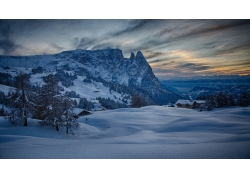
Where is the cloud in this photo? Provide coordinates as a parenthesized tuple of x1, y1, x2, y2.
(139, 20, 250, 58)
(151, 60, 211, 78)
(220, 59, 250, 68)
(149, 57, 178, 64)
(50, 42, 63, 51)
(152, 65, 214, 79)
(177, 63, 210, 71)
(149, 59, 166, 64)
(216, 42, 250, 55)
(149, 20, 250, 51)
(0, 39, 19, 55)
(144, 51, 164, 59)
(168, 20, 250, 41)
(155, 23, 190, 38)
(108, 19, 153, 38)
(72, 37, 99, 49)
(152, 67, 199, 78)
(155, 27, 177, 37)
(204, 41, 217, 46)
(91, 42, 120, 50)
(0, 20, 19, 55)
(161, 61, 175, 66)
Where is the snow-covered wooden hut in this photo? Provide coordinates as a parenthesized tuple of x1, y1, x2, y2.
(72, 108, 92, 118)
(175, 99, 206, 109)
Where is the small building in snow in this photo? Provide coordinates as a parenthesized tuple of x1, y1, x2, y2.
(175, 99, 193, 108)
(193, 100, 206, 109)
(72, 108, 92, 118)
(175, 99, 206, 109)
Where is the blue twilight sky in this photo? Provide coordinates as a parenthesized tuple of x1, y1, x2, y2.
(0, 19, 250, 79)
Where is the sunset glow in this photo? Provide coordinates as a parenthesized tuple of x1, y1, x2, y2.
(1, 19, 249, 79)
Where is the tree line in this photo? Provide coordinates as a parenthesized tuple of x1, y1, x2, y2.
(197, 92, 250, 110)
(0, 73, 78, 133)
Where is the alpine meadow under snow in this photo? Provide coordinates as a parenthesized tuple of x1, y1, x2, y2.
(0, 48, 250, 159)
(0, 106, 250, 158)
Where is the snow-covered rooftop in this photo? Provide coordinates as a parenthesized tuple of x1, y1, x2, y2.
(175, 99, 206, 105)
(175, 99, 193, 105)
(72, 108, 85, 115)
(195, 100, 206, 104)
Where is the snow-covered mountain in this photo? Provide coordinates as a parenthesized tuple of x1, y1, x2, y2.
(0, 48, 181, 105)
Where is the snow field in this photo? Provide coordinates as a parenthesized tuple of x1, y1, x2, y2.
(0, 106, 250, 158)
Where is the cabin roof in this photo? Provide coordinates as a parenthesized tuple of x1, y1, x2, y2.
(175, 99, 193, 105)
(194, 100, 206, 104)
(73, 108, 92, 115)
(72, 108, 84, 115)
(175, 99, 206, 105)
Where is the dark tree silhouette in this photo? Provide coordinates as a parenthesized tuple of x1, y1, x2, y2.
(8, 73, 36, 126)
(131, 93, 149, 108)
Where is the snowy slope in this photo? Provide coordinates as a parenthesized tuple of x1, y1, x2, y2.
(0, 84, 15, 95)
(0, 66, 130, 106)
(61, 75, 127, 103)
(0, 106, 250, 158)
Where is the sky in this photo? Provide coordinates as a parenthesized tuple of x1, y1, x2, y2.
(0, 19, 250, 79)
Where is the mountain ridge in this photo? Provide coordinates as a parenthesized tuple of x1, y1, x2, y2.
(0, 48, 182, 105)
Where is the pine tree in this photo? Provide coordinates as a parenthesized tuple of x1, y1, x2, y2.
(0, 105, 6, 116)
(205, 94, 216, 111)
(8, 73, 36, 126)
(131, 93, 149, 108)
(78, 98, 94, 110)
(215, 92, 223, 108)
(237, 92, 250, 107)
(226, 93, 235, 106)
(38, 74, 63, 130)
(0, 92, 6, 104)
(37, 74, 79, 132)
(61, 96, 78, 133)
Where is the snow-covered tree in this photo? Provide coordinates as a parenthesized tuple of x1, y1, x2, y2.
(38, 74, 79, 132)
(225, 93, 235, 106)
(78, 97, 94, 110)
(8, 73, 36, 126)
(96, 97, 127, 109)
(65, 91, 80, 98)
(131, 93, 149, 108)
(38, 74, 62, 130)
(215, 92, 223, 108)
(61, 96, 78, 133)
(0, 92, 6, 104)
(55, 69, 77, 87)
(0, 105, 7, 116)
(205, 94, 216, 110)
(200, 92, 236, 111)
(237, 92, 250, 107)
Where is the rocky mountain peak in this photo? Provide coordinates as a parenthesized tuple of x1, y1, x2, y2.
(130, 52, 135, 60)
(135, 51, 144, 58)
